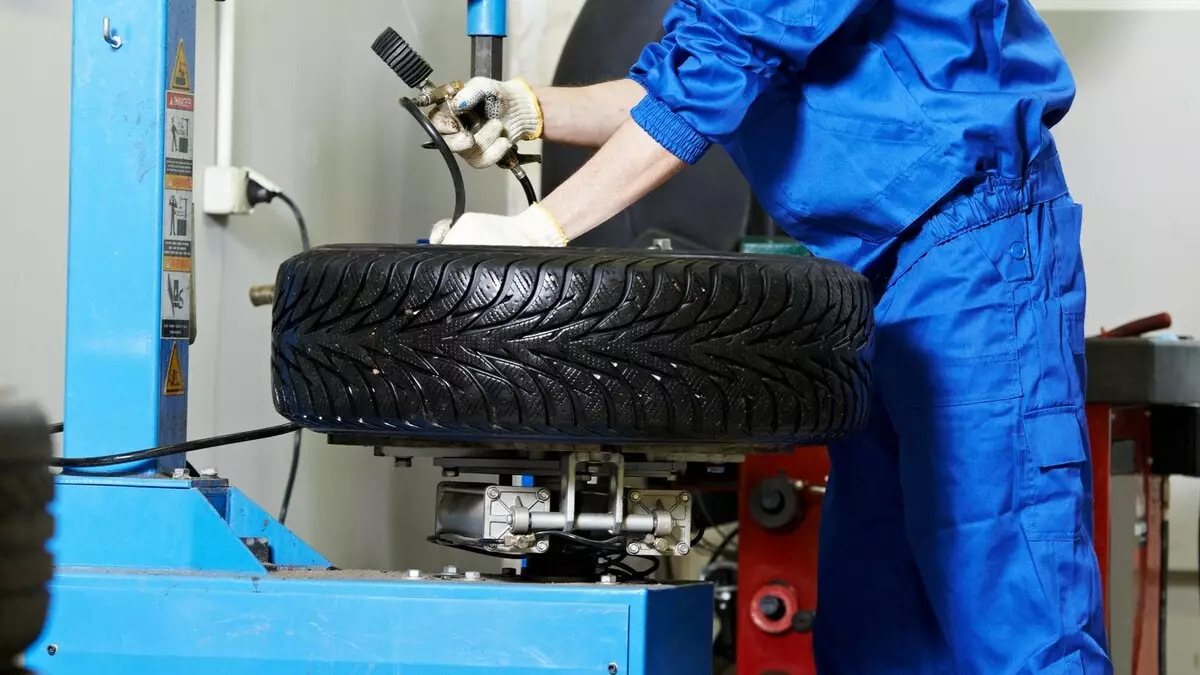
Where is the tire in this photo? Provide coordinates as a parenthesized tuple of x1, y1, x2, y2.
(271, 246, 873, 446)
(0, 405, 54, 664)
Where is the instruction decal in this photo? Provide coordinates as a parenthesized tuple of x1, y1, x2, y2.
(164, 342, 186, 396)
(158, 0, 195, 453)
(161, 271, 191, 339)
(165, 93, 194, 179)
(171, 39, 192, 92)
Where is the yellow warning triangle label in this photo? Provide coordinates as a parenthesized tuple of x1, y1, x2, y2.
(164, 342, 186, 396)
(170, 40, 191, 92)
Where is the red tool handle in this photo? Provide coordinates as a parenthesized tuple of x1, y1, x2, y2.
(1099, 312, 1173, 338)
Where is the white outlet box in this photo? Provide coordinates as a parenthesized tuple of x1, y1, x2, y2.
(203, 166, 252, 216)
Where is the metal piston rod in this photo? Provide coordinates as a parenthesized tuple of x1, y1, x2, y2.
(434, 451, 695, 556)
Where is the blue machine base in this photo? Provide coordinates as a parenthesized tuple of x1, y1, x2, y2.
(29, 477, 713, 674)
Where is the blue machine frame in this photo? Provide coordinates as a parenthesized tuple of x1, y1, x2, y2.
(36, 1, 713, 672)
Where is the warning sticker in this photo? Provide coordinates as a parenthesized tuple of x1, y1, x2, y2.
(164, 256, 191, 272)
(164, 341, 186, 396)
(161, 271, 190, 339)
(164, 190, 191, 241)
(170, 40, 192, 92)
(165, 94, 194, 179)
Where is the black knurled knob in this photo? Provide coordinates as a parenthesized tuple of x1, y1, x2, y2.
(372, 27, 433, 89)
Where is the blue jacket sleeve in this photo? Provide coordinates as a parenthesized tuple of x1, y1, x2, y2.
(628, 0, 877, 164)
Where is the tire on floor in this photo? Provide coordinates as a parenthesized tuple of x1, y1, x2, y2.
(271, 246, 873, 446)
(0, 405, 54, 665)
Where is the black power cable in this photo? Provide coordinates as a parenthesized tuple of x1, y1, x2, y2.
(245, 181, 311, 525)
(49, 423, 301, 468)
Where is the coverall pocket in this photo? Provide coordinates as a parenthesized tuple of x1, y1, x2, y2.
(1022, 408, 1088, 541)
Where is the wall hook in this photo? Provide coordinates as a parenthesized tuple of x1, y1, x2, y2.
(102, 17, 123, 49)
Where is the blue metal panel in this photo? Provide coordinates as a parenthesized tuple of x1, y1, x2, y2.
(51, 477, 277, 573)
(467, 0, 507, 37)
(29, 570, 712, 674)
(223, 487, 329, 567)
(65, 0, 196, 472)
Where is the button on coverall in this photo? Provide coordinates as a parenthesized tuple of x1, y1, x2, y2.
(628, 1, 1111, 672)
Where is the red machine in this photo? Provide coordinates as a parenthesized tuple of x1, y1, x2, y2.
(736, 317, 1199, 675)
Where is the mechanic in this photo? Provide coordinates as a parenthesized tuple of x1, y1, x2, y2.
(430, 2, 1108, 673)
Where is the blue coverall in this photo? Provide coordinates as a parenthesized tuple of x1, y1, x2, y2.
(629, 2, 1110, 673)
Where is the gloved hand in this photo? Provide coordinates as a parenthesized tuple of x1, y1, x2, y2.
(430, 204, 567, 247)
(429, 77, 543, 169)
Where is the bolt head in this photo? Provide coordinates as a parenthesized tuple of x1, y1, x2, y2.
(534, 540, 550, 553)
(629, 491, 641, 503)
(442, 565, 458, 575)
(486, 487, 500, 499)
(600, 574, 618, 585)
(759, 595, 785, 621)
(626, 542, 641, 555)
(199, 467, 218, 478)
(464, 571, 482, 581)
(171, 468, 188, 479)
(405, 569, 422, 579)
(792, 610, 816, 633)
(679, 492, 690, 503)
(441, 468, 459, 478)
(675, 542, 691, 555)
(536, 488, 551, 501)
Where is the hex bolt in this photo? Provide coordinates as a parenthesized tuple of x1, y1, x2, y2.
(441, 468, 459, 478)
(199, 467, 219, 478)
(626, 542, 641, 555)
(629, 491, 641, 503)
(464, 571, 482, 581)
(534, 540, 550, 553)
(405, 569, 422, 579)
(600, 574, 618, 585)
(486, 487, 500, 499)
(679, 492, 690, 503)
(536, 488, 550, 501)
(171, 468, 188, 479)
(442, 565, 458, 575)
(792, 610, 816, 633)
(675, 542, 691, 555)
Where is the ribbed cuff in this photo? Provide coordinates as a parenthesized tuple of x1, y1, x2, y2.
(629, 90, 712, 165)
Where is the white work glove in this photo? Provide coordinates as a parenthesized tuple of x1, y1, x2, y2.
(429, 77, 543, 169)
(430, 204, 567, 247)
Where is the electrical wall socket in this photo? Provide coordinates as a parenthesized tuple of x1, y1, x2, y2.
(203, 166, 252, 215)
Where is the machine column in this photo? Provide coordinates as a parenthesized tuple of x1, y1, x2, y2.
(467, 0, 505, 79)
(64, 0, 196, 472)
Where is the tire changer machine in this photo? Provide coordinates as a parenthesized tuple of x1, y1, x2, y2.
(25, 2, 857, 672)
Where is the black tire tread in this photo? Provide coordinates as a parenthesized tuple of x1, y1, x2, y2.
(0, 404, 54, 664)
(272, 246, 872, 444)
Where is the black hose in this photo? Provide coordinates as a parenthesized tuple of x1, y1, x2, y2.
(400, 98, 466, 225)
(517, 173, 538, 206)
(49, 423, 302, 468)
